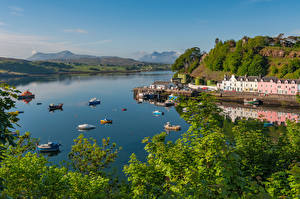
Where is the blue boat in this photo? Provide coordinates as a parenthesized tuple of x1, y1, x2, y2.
(89, 98, 101, 106)
(37, 142, 61, 152)
(263, 123, 274, 127)
(153, 110, 164, 115)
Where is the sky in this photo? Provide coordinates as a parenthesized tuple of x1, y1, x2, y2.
(0, 0, 299, 59)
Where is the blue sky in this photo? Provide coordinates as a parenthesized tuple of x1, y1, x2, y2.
(0, 0, 299, 59)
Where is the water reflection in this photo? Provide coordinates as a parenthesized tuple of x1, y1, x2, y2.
(219, 102, 300, 125)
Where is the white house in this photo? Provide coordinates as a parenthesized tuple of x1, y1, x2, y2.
(218, 75, 260, 92)
(149, 81, 171, 90)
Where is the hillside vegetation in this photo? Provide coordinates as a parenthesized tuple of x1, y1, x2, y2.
(174, 35, 300, 80)
(0, 57, 169, 76)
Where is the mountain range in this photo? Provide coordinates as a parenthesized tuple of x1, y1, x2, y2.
(138, 51, 181, 64)
(28, 50, 144, 66)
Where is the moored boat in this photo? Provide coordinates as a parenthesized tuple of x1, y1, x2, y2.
(100, 118, 112, 124)
(49, 103, 63, 110)
(88, 98, 101, 106)
(164, 122, 181, 131)
(77, 124, 96, 130)
(18, 90, 35, 100)
(263, 123, 274, 127)
(122, 108, 127, 111)
(153, 110, 164, 115)
(164, 100, 174, 107)
(244, 98, 262, 105)
(37, 142, 61, 152)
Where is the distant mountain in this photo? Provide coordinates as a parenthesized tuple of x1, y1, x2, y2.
(139, 51, 181, 64)
(28, 50, 144, 66)
(28, 50, 96, 61)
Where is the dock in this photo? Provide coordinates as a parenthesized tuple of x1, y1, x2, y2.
(133, 87, 199, 98)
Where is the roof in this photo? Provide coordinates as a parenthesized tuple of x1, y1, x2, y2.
(261, 76, 278, 82)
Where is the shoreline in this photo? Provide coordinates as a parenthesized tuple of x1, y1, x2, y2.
(0, 69, 171, 78)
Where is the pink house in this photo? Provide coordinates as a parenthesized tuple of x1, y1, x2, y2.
(277, 80, 298, 95)
(258, 77, 278, 94)
(259, 77, 299, 95)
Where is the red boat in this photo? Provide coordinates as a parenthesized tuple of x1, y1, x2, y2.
(18, 90, 35, 100)
(49, 103, 63, 111)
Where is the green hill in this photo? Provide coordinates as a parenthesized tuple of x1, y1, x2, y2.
(0, 57, 170, 76)
(174, 35, 300, 81)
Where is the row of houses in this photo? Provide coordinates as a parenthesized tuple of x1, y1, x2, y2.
(217, 75, 300, 95)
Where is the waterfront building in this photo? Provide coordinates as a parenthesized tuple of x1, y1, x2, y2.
(218, 74, 300, 96)
(149, 81, 171, 90)
(242, 76, 259, 92)
(217, 75, 259, 92)
(258, 77, 278, 94)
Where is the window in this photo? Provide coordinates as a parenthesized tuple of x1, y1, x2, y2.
(278, 86, 281, 88)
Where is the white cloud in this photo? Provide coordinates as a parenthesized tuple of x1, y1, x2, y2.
(0, 30, 105, 59)
(9, 6, 24, 16)
(0, 21, 5, 26)
(63, 28, 88, 34)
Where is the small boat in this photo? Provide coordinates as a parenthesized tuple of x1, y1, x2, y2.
(164, 100, 174, 107)
(88, 98, 101, 106)
(263, 123, 274, 127)
(164, 122, 181, 131)
(18, 90, 35, 100)
(37, 142, 61, 152)
(244, 98, 262, 105)
(36, 102, 42, 105)
(122, 108, 127, 111)
(100, 118, 112, 124)
(17, 111, 24, 114)
(153, 110, 164, 115)
(49, 103, 63, 111)
(77, 124, 96, 130)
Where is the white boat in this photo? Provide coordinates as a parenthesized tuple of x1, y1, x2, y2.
(77, 124, 96, 130)
(164, 122, 181, 131)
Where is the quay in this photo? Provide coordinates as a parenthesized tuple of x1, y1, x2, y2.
(133, 87, 199, 99)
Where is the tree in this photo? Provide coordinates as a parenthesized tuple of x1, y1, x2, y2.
(171, 47, 203, 73)
(69, 134, 121, 176)
(0, 83, 20, 158)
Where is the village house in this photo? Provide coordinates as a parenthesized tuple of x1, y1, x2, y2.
(218, 74, 300, 96)
(149, 81, 171, 90)
(258, 77, 278, 94)
(217, 75, 259, 92)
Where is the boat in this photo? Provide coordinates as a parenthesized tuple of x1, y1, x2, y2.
(77, 124, 96, 130)
(37, 142, 61, 152)
(164, 100, 174, 107)
(88, 98, 101, 106)
(164, 122, 181, 131)
(18, 90, 35, 100)
(244, 98, 262, 105)
(122, 108, 127, 111)
(153, 110, 164, 115)
(17, 111, 24, 114)
(100, 118, 112, 124)
(49, 103, 63, 111)
(263, 123, 274, 127)
(36, 102, 42, 105)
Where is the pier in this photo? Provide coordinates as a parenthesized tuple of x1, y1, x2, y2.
(133, 87, 199, 99)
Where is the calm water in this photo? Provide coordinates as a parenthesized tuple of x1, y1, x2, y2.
(9, 71, 189, 175)
(5, 71, 300, 176)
